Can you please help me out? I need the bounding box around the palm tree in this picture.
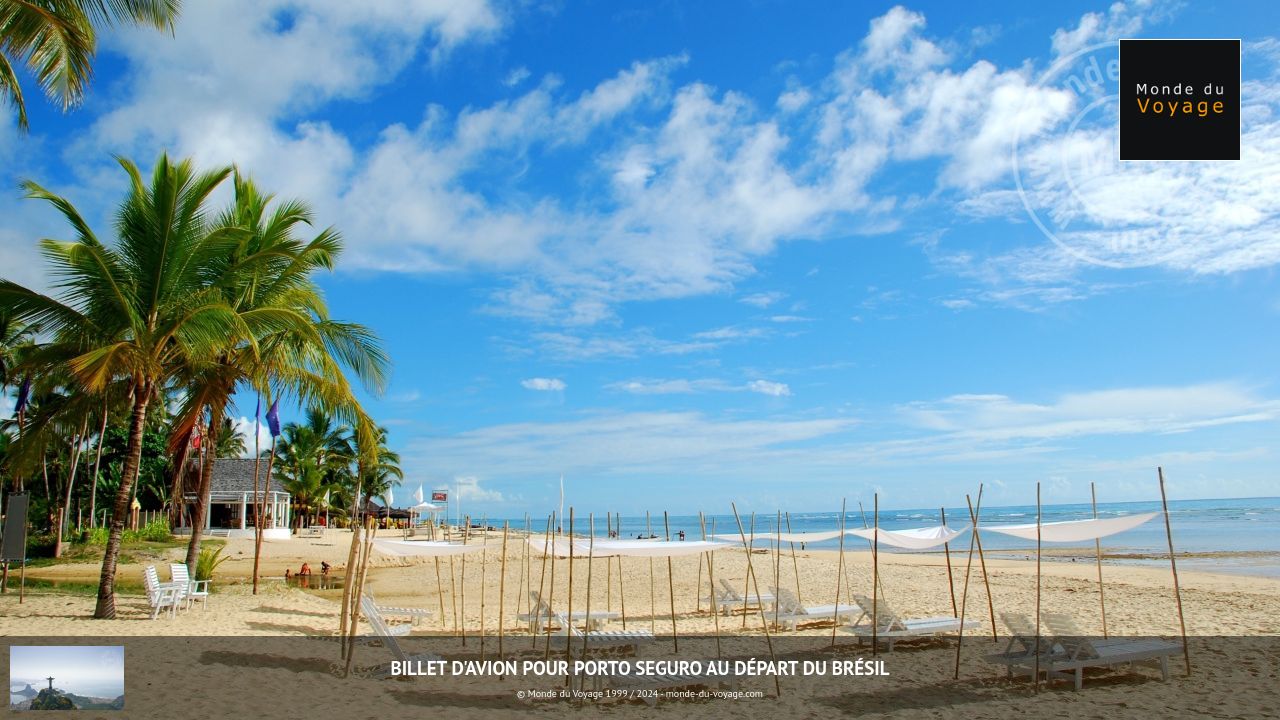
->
[213,416,244,458]
[0,153,245,618]
[172,172,387,569]
[273,407,354,528]
[0,0,179,131]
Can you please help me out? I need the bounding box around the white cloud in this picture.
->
[454,475,505,503]
[521,377,566,391]
[230,415,273,458]
[739,291,786,308]
[503,66,531,87]
[1050,0,1171,59]
[746,380,791,397]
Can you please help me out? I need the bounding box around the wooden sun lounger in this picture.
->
[845,593,980,650]
[550,611,655,652]
[709,578,775,616]
[1019,613,1182,690]
[366,591,432,626]
[519,591,618,633]
[769,586,860,630]
[357,595,443,677]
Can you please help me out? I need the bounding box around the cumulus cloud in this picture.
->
[746,380,791,397]
[522,377,566,391]
[454,475,505,502]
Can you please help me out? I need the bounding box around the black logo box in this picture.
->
[1119,39,1241,161]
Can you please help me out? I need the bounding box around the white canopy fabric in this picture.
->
[844,524,970,550]
[412,502,444,512]
[983,512,1159,543]
[712,529,849,544]
[372,539,486,557]
[528,537,730,558]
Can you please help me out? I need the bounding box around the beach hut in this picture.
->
[177,458,291,539]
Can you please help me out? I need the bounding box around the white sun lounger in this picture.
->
[519,591,618,633]
[365,590,432,626]
[549,611,655,652]
[769,586,860,630]
[845,593,980,650]
[143,565,183,620]
[358,595,443,677]
[985,612,1065,670]
[709,578,775,616]
[169,562,209,610]
[1024,613,1182,690]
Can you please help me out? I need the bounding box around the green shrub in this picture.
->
[132,517,172,542]
[83,527,111,545]
[194,545,228,582]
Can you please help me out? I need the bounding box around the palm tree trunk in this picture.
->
[54,416,90,557]
[185,408,222,569]
[93,379,151,619]
[167,432,193,528]
[88,396,108,528]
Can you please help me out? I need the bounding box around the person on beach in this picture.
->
[678,530,686,541]
[299,563,312,576]
[321,561,330,576]
[285,569,291,581]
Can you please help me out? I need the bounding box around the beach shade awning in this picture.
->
[983,512,1159,543]
[412,502,444,512]
[712,529,848,544]
[529,537,731,558]
[372,539,487,557]
[844,524,970,550]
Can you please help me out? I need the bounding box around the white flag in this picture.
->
[414,485,424,504]
[384,487,394,508]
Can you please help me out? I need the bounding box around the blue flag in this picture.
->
[266,399,281,438]
[14,376,31,415]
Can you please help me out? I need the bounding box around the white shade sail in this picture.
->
[412,502,444,512]
[983,512,1159,542]
[844,524,970,550]
[712,529,848,544]
[529,537,731,558]
[372,539,486,557]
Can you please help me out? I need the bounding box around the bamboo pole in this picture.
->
[783,513,802,607]
[544,512,557,660]
[1159,467,1192,676]
[566,507,575,681]
[537,514,552,653]
[857,502,888,601]
[606,512,613,612]
[480,516,488,660]
[581,513,594,688]
[449,553,458,636]
[773,510,782,631]
[461,515,469,646]
[663,511,678,651]
[954,492,978,680]
[1035,481,1042,692]
[700,512,721,657]
[941,506,957,617]
[1091,482,1108,638]
[646,511,655,634]
[831,499,848,647]
[500,522,509,663]
[870,495,878,655]
[969,485,997,640]
[743,512,757,630]
[731,502,782,698]
[695,515,704,613]
[433,554,446,631]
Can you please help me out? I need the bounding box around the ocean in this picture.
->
[487,497,1280,578]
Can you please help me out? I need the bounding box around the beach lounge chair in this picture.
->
[769,586,860,630]
[549,611,655,653]
[711,578,775,616]
[845,593,980,650]
[985,613,1067,673]
[142,565,182,619]
[1024,613,1182,690]
[366,590,432,626]
[357,595,443,677]
[169,562,210,609]
[519,591,618,633]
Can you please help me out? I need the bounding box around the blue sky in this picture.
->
[1,1,1278,515]
[9,646,124,698]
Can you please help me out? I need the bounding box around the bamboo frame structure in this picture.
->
[699,512,722,657]
[1034,482,1042,692]
[499,521,509,661]
[663,511,679,651]
[1159,467,1192,676]
[565,508,575,678]
[730,502,782,698]
[580,513,595,688]
[1091,482,1107,638]
[537,514,552,653]
[831,499,848,647]
[871,495,878,655]
[784,512,802,607]
[941,506,957,617]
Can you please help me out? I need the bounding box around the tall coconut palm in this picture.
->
[0,153,246,618]
[273,407,354,528]
[171,173,387,569]
[0,0,179,131]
